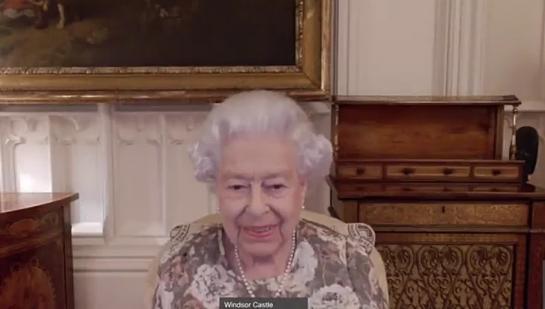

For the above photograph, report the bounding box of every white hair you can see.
[188,90,332,183]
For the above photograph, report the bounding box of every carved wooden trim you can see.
[63,205,74,309]
[527,202,545,309]
[527,234,545,309]
[531,202,545,228]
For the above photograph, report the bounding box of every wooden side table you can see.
[0,193,78,309]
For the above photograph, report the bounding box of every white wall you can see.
[483,0,544,100]
[1,1,545,308]
[337,0,438,95]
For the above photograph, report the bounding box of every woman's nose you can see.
[247,185,269,215]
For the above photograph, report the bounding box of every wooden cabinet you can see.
[0,193,78,309]
[329,96,545,309]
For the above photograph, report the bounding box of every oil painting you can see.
[0,0,330,100]
[0,0,295,67]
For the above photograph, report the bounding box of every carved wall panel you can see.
[164,113,210,230]
[113,113,164,236]
[4,116,51,192]
[49,114,102,224]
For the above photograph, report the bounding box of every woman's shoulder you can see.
[300,218,376,255]
[346,222,376,255]
[169,221,221,242]
[159,223,222,267]
[297,219,388,307]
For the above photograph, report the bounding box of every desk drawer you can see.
[336,164,383,180]
[473,165,521,181]
[0,210,62,242]
[334,160,523,182]
[360,202,528,226]
[385,164,470,180]
[0,210,63,259]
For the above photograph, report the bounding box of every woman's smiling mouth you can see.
[242,224,278,239]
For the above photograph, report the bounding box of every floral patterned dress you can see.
[152,219,389,309]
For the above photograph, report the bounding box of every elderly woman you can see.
[152,91,388,308]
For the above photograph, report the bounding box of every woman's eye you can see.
[267,184,287,191]
[228,185,246,191]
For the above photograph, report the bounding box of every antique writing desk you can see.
[0,193,78,309]
[328,96,545,309]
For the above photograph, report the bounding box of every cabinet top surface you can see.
[332,95,521,106]
[0,192,78,214]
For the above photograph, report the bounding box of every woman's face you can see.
[216,134,307,258]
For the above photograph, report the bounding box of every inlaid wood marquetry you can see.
[0,193,78,309]
[378,243,514,309]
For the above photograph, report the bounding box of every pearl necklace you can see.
[234,230,297,298]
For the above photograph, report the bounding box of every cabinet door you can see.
[376,233,526,309]
[0,210,67,309]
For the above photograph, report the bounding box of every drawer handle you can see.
[441,205,446,213]
[492,169,502,176]
[402,168,415,176]
[356,168,366,175]
[443,168,454,175]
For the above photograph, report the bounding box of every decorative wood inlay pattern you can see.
[0,260,56,309]
[362,203,528,226]
[377,244,514,309]
[0,213,60,239]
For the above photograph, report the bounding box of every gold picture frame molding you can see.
[0,0,331,103]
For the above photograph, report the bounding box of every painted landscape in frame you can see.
[0,0,296,67]
[0,0,330,100]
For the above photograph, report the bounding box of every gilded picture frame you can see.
[0,0,331,103]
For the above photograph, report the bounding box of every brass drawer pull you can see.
[402,167,415,175]
[356,167,366,175]
[492,169,502,176]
